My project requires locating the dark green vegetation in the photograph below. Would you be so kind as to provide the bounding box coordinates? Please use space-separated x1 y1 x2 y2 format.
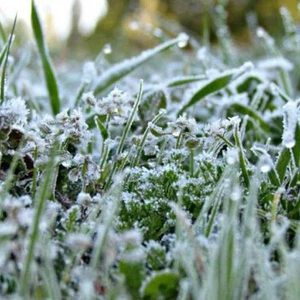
0 1 300 299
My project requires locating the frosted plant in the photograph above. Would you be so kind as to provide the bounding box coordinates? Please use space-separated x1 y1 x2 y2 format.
57 108 92 146
167 114 198 136
86 87 133 122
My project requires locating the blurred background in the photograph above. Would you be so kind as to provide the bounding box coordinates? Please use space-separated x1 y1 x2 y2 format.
1 0 299 58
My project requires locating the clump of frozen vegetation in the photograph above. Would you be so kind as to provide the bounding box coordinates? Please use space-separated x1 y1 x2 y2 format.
0 1 300 299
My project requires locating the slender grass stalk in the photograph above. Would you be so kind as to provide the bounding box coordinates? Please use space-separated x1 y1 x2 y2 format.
90 182 121 269
20 142 57 296
234 125 250 188
0 15 17 103
131 109 165 167
104 80 143 190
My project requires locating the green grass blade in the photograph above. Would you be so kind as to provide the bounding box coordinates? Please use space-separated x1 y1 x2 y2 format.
131 109 165 167
165 75 207 88
0 42 8 67
31 0 60 115
177 70 236 116
20 141 58 296
117 80 143 155
275 147 291 184
105 80 143 190
0 15 17 103
93 35 187 95
230 103 270 132
234 125 250 188
0 21 6 44
291 124 300 168
95 115 109 141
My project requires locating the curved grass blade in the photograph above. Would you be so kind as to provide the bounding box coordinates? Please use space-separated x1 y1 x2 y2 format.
104 80 143 190
117 80 143 155
95 115 109 141
93 35 187 95
31 0 60 115
0 42 8 68
275 147 291 184
0 21 6 45
165 75 207 88
177 69 236 116
230 103 269 132
131 109 165 167
20 141 58 296
0 15 17 103
234 125 250 188
291 124 300 168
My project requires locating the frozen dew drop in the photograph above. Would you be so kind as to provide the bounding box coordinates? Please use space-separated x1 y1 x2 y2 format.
177 32 189 48
260 155 273 173
172 129 181 137
231 186 241 201
284 138 296 149
103 44 112 55
282 101 298 149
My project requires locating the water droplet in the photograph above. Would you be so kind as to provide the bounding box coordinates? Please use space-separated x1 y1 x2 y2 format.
103 44 112 55
177 32 189 48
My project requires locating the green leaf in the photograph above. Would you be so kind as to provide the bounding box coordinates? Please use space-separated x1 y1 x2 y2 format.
0 42 8 68
31 0 60 115
119 260 145 299
93 36 185 95
0 15 17 103
230 103 269 132
275 147 291 183
177 70 236 116
292 124 300 168
95 116 109 141
165 75 206 88
0 22 6 44
141 271 179 300
234 125 250 188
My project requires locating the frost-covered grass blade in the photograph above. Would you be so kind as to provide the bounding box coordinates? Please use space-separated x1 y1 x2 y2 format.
93 35 188 95
31 0 60 115
0 15 17 103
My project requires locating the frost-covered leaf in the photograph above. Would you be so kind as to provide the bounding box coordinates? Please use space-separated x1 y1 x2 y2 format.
93 35 188 95
140 270 180 300
31 0 60 115
177 63 252 116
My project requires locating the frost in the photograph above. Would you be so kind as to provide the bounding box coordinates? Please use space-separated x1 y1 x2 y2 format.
0 222 18 236
258 57 293 71
167 114 198 135
66 233 91 250
0 98 28 128
95 87 133 120
77 192 92 207
82 61 97 84
82 91 96 106
282 101 298 148
259 155 273 173
226 148 239 165
177 32 189 48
